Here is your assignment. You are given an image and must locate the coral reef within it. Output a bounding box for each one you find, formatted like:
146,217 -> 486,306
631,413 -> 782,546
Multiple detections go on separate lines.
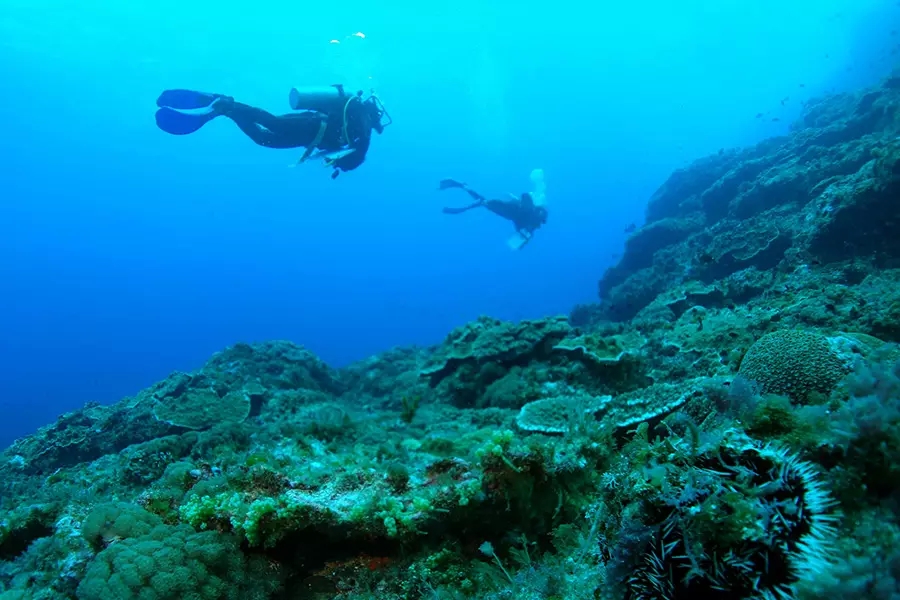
2,73 -> 900,600
737,330 -> 870,402
598,75 -> 900,323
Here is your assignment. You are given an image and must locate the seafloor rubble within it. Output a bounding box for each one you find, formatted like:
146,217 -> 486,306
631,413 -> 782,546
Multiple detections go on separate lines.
2,73 -> 900,600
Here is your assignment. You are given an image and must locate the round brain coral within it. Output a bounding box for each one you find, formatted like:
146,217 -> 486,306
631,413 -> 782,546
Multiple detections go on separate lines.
76,523 -> 272,600
738,330 -> 859,402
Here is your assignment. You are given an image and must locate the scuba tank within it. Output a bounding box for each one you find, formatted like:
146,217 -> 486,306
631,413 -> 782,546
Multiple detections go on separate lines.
288,84 -> 357,113
288,84 -> 361,167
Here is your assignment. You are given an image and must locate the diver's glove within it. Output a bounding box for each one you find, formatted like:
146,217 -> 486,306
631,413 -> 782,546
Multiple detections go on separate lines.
324,156 -> 341,179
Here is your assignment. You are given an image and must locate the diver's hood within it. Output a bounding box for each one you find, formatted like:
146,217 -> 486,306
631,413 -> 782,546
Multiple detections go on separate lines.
365,93 -> 392,132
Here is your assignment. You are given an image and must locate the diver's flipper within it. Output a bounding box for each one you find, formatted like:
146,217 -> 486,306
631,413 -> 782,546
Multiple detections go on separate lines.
155,107 -> 220,135
442,206 -> 469,215
156,89 -> 223,109
438,179 -> 465,191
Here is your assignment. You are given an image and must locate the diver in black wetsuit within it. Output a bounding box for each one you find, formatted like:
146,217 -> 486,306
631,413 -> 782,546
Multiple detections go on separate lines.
155,85 -> 390,178
438,179 -> 549,247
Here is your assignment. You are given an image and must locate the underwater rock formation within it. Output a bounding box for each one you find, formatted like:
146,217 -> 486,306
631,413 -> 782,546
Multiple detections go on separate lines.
419,315 -> 572,408
3,74 -> 900,600
598,76 -> 900,323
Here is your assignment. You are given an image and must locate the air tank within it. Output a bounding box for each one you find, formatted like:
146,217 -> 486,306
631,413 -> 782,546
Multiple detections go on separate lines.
288,85 -> 350,112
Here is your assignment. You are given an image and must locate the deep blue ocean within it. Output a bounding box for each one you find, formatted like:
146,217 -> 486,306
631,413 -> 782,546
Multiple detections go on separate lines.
1,0 -> 897,447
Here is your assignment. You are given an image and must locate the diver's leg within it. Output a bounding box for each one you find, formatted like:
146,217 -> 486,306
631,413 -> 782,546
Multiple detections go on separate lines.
219,102 -> 321,149
438,179 -> 487,202
485,200 -> 523,223
442,201 -> 485,215
216,102 -> 283,146
460,186 -> 487,203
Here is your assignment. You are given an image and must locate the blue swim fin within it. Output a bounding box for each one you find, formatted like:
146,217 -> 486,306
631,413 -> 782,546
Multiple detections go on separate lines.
155,107 -> 220,135
156,89 -> 222,109
439,179 -> 465,191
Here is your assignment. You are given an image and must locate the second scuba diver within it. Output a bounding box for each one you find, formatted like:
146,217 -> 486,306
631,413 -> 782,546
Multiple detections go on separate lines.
438,178 -> 549,249
154,84 -> 391,179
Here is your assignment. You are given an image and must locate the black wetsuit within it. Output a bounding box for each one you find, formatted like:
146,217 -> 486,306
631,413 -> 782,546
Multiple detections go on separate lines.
440,180 -> 548,241
219,99 -> 375,173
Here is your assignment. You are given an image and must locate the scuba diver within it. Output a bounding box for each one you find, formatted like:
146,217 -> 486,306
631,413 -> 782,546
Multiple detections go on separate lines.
154,84 -> 391,179
438,178 -> 549,249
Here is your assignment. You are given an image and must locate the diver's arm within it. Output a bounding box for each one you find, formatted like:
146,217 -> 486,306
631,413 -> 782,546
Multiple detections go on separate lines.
331,130 -> 370,173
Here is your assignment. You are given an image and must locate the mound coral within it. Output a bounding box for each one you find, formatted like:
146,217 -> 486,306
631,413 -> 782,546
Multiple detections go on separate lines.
77,506 -> 273,600
738,330 -> 866,402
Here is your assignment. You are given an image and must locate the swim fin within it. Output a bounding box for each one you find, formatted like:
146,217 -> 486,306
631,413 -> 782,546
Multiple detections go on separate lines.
156,89 -> 223,109
438,179 -> 465,191
155,107 -> 220,135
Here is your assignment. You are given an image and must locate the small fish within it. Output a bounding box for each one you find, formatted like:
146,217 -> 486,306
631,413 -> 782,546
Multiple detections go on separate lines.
697,251 -> 715,265
771,117 -> 781,122
799,83 -> 806,87
755,112 -> 764,118
624,223 -> 636,233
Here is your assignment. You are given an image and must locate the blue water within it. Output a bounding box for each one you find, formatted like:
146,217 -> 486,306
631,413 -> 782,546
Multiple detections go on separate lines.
0,0 -> 896,447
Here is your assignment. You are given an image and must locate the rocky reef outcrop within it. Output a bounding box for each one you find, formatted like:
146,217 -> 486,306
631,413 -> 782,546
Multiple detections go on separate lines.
598,75 -> 900,326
